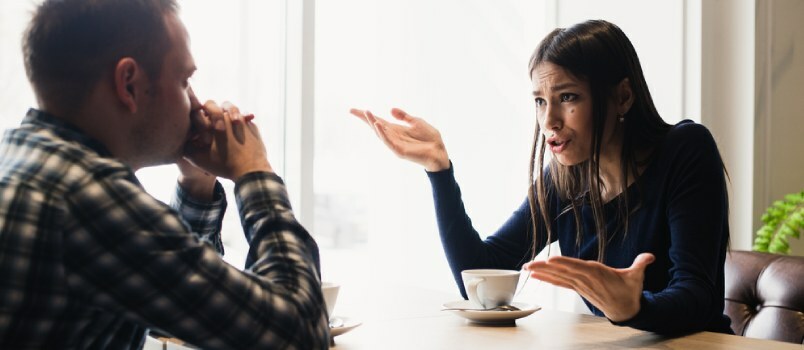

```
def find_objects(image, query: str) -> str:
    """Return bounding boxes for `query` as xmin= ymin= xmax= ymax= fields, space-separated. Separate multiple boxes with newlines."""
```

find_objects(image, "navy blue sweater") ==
xmin=427 ymin=120 xmax=733 ymax=335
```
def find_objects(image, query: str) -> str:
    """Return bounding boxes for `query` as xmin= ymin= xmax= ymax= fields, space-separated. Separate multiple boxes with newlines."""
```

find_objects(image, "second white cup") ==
xmin=322 ymin=282 xmax=340 ymax=318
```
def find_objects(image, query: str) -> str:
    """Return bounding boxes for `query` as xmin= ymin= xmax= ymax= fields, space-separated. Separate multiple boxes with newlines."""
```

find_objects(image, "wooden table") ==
xmin=329 ymin=282 xmax=801 ymax=350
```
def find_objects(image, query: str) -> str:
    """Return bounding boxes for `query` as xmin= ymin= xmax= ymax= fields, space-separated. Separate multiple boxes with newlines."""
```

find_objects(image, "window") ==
xmin=314 ymin=0 xmax=549 ymax=296
xmin=0 ymin=1 xmax=39 ymax=131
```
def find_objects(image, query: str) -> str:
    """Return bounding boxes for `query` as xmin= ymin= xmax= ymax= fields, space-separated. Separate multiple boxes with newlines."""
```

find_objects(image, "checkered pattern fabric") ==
xmin=0 ymin=109 xmax=328 ymax=349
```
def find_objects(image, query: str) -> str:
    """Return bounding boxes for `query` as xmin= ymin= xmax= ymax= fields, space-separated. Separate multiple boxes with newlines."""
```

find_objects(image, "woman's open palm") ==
xmin=523 ymin=253 xmax=655 ymax=322
xmin=349 ymin=108 xmax=450 ymax=172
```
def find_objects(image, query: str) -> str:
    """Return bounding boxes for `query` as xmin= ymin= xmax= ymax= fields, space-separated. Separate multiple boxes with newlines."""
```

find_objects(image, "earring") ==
xmin=618 ymin=113 xmax=624 ymax=123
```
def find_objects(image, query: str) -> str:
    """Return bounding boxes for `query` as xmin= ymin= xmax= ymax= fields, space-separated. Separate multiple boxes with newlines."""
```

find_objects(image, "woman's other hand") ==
xmin=522 ymin=253 xmax=655 ymax=322
xmin=349 ymin=108 xmax=450 ymax=172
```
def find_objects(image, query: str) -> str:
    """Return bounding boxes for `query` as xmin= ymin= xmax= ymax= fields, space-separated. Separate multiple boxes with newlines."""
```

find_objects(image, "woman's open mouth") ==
xmin=547 ymin=138 xmax=570 ymax=154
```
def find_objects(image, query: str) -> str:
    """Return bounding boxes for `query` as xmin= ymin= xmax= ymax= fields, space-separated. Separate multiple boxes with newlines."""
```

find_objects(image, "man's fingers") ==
xmin=226 ymin=108 xmax=246 ymax=143
xmin=222 ymin=101 xmax=241 ymax=122
xmin=203 ymin=100 xmax=222 ymax=115
xmin=190 ymin=108 xmax=210 ymax=130
xmin=188 ymin=108 xmax=213 ymax=144
xmin=204 ymin=100 xmax=226 ymax=132
xmin=245 ymin=120 xmax=262 ymax=140
xmin=204 ymin=100 xmax=234 ymax=144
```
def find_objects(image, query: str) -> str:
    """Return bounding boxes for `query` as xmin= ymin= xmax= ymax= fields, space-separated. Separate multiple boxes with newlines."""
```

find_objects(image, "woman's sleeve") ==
xmin=427 ymin=162 xmax=551 ymax=298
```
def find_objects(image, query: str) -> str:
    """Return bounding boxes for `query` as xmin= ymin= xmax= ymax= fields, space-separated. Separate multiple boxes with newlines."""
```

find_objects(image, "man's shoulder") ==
xmin=0 ymin=126 xmax=131 ymax=192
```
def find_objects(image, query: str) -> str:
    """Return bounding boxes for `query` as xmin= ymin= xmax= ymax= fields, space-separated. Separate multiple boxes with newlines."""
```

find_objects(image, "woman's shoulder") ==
xmin=662 ymin=119 xmax=719 ymax=154
xmin=667 ymin=119 xmax=714 ymax=141
xmin=637 ymin=120 xmax=725 ymax=197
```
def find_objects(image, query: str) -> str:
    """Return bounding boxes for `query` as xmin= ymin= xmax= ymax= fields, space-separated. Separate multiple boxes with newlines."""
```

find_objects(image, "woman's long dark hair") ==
xmin=527 ymin=20 xmax=672 ymax=262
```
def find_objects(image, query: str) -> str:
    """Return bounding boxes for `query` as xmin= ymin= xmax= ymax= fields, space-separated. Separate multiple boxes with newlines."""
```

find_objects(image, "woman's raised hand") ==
xmin=349 ymin=108 xmax=450 ymax=172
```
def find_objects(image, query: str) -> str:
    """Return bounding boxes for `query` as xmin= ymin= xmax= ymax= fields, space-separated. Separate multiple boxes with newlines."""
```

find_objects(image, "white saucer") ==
xmin=441 ymin=300 xmax=541 ymax=324
xmin=330 ymin=316 xmax=361 ymax=337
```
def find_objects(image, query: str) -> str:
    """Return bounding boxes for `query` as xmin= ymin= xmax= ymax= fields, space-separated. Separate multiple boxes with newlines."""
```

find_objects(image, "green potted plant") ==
xmin=753 ymin=190 xmax=804 ymax=254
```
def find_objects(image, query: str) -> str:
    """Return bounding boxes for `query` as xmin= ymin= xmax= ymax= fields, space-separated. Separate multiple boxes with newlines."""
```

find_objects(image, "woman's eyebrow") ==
xmin=533 ymin=82 xmax=580 ymax=96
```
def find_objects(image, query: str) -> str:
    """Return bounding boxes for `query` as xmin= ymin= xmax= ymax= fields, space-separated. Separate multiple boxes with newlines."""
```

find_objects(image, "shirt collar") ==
xmin=23 ymin=108 xmax=114 ymax=158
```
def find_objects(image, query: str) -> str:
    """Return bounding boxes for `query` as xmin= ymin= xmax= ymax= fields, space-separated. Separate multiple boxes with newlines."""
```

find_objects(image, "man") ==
xmin=0 ymin=0 xmax=328 ymax=348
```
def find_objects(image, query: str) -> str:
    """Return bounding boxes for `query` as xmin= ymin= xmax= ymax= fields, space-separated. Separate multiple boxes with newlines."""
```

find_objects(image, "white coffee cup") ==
xmin=461 ymin=269 xmax=521 ymax=309
xmin=322 ymin=282 xmax=340 ymax=317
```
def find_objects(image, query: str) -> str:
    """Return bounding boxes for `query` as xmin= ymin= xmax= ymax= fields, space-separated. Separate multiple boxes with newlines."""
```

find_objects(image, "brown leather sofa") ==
xmin=724 ymin=250 xmax=804 ymax=344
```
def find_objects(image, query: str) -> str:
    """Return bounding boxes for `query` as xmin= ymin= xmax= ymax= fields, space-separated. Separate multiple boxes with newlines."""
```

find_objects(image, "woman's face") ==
xmin=531 ymin=62 xmax=619 ymax=166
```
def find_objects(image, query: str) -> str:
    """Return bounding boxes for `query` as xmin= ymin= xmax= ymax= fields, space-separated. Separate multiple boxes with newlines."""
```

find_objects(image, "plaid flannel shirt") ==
xmin=0 ymin=109 xmax=328 ymax=349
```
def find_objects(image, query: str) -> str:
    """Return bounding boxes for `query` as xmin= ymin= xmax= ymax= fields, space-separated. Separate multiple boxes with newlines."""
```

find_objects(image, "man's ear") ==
xmin=617 ymin=77 xmax=634 ymax=115
xmin=114 ymin=58 xmax=143 ymax=113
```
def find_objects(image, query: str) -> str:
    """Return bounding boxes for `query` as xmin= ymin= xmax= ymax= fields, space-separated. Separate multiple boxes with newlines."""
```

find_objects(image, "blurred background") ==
xmin=1 ymin=0 xmax=801 ymax=314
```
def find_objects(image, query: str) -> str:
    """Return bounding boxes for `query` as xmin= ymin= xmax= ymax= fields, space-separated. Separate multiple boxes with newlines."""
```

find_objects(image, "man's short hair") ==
xmin=23 ymin=0 xmax=179 ymax=113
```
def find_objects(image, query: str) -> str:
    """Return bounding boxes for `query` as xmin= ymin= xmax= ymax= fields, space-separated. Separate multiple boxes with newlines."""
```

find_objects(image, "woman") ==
xmin=349 ymin=20 xmax=732 ymax=335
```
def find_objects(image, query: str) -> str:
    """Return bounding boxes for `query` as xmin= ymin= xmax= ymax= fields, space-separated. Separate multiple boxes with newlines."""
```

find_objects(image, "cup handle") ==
xmin=465 ymin=277 xmax=485 ymax=308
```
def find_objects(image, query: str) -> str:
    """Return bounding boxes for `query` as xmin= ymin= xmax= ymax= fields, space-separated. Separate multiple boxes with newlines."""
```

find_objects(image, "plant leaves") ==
xmin=769 ymin=239 xmax=790 ymax=254
xmin=753 ymin=190 xmax=804 ymax=254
